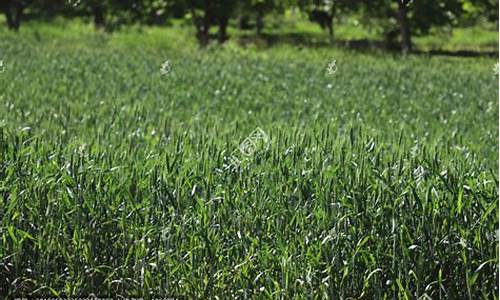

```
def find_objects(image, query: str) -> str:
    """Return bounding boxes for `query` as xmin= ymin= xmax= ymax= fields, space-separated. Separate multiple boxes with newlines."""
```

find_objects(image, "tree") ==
xmin=364 ymin=0 xmax=465 ymax=53
xmin=124 ymin=0 xmax=184 ymax=26
xmin=189 ymin=0 xmax=238 ymax=46
xmin=85 ymin=0 xmax=131 ymax=30
xmin=239 ymin=0 xmax=286 ymax=37
xmin=88 ymin=0 xmax=106 ymax=28
xmin=396 ymin=0 xmax=411 ymax=53
xmin=62 ymin=0 xmax=141 ymax=31
xmin=298 ymin=0 xmax=360 ymax=44
xmin=213 ymin=0 xmax=237 ymax=42
xmin=0 ymin=0 xmax=34 ymax=31
xmin=468 ymin=0 xmax=498 ymax=24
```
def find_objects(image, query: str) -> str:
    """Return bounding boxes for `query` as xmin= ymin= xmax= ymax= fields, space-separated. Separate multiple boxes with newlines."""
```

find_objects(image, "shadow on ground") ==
xmin=237 ymin=32 xmax=499 ymax=58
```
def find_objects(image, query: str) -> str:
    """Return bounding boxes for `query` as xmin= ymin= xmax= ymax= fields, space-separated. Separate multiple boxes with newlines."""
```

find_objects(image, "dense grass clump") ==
xmin=0 ymin=24 xmax=498 ymax=298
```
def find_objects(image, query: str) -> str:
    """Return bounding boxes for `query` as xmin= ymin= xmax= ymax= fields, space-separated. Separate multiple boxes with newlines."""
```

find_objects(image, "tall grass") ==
xmin=0 ymin=23 xmax=498 ymax=298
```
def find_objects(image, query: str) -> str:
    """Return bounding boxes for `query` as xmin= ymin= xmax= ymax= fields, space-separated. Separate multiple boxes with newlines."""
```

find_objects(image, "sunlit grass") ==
xmin=0 ymin=22 xmax=498 ymax=298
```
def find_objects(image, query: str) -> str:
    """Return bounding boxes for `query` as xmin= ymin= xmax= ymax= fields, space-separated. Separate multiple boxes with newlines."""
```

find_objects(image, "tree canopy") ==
xmin=0 ymin=0 xmax=497 ymax=52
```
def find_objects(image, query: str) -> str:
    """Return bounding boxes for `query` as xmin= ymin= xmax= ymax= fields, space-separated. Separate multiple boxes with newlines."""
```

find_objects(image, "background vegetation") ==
xmin=0 ymin=0 xmax=498 ymax=52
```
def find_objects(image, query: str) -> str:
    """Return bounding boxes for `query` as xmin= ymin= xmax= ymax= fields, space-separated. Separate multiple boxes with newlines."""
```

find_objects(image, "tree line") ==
xmin=1 ymin=0 xmax=498 ymax=52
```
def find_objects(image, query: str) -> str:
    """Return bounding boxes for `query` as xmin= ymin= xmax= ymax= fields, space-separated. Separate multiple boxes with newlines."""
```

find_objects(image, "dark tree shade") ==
xmin=363 ymin=0 xmax=466 ymax=53
xmin=1 ymin=0 xmax=35 ymax=31
xmin=298 ymin=0 xmax=362 ymax=44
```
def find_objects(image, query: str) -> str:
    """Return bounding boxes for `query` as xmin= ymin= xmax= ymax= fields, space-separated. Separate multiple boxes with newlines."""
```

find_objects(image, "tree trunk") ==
xmin=12 ymin=4 xmax=22 ymax=31
xmin=4 ymin=9 xmax=15 ymax=30
xmin=190 ymin=3 xmax=203 ymax=46
xmin=397 ymin=1 xmax=412 ymax=54
xmin=239 ymin=15 xmax=250 ymax=30
xmin=192 ymin=15 xmax=209 ymax=47
xmin=202 ymin=0 xmax=212 ymax=46
xmin=192 ymin=0 xmax=211 ymax=47
xmin=384 ymin=29 xmax=399 ymax=49
xmin=218 ymin=16 xmax=228 ymax=43
xmin=256 ymin=10 xmax=264 ymax=37
xmin=92 ymin=4 xmax=105 ymax=29
xmin=198 ymin=17 xmax=210 ymax=46
xmin=329 ymin=4 xmax=336 ymax=44
xmin=2 ymin=1 xmax=22 ymax=31
xmin=326 ymin=17 xmax=333 ymax=44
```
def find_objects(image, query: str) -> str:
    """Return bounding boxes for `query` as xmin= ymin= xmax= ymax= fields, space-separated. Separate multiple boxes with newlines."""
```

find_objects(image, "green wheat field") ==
xmin=0 ymin=24 xmax=498 ymax=298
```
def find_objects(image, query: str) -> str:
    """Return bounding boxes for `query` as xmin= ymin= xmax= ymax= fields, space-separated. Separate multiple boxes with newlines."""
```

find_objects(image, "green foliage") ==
xmin=466 ymin=0 xmax=499 ymax=23
xmin=362 ymin=0 xmax=464 ymax=34
xmin=410 ymin=0 xmax=464 ymax=34
xmin=0 ymin=24 xmax=498 ymax=298
xmin=296 ymin=0 xmax=361 ymax=37
xmin=1 ymin=0 xmax=498 ymax=51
